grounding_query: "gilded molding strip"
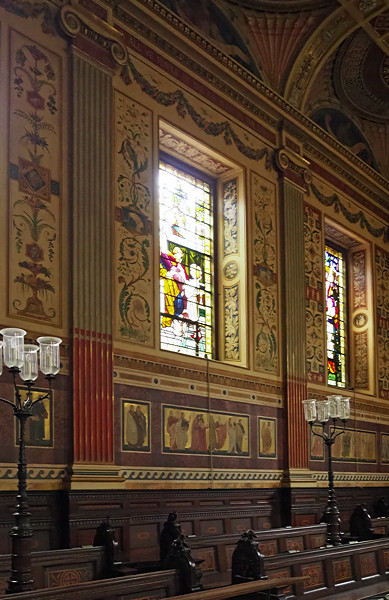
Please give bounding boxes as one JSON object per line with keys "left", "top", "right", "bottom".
{"left": 311, "top": 183, "right": 388, "bottom": 239}
{"left": 120, "top": 468, "right": 283, "bottom": 482}
{"left": 0, "top": 465, "right": 66, "bottom": 480}
{"left": 120, "top": 56, "right": 271, "bottom": 169}
{"left": 115, "top": 0, "right": 388, "bottom": 190}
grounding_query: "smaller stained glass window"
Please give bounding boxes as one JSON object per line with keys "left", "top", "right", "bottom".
{"left": 325, "top": 243, "right": 347, "bottom": 387}
{"left": 159, "top": 160, "right": 213, "bottom": 358}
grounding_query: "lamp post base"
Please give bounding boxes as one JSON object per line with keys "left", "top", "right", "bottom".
{"left": 323, "top": 495, "right": 342, "bottom": 546}
{"left": 6, "top": 533, "right": 33, "bottom": 594}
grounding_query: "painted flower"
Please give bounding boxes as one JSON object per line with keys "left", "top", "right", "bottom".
{"left": 26, "top": 45, "right": 47, "bottom": 62}
{"left": 27, "top": 90, "right": 45, "bottom": 111}
{"left": 26, "top": 243, "right": 44, "bottom": 262}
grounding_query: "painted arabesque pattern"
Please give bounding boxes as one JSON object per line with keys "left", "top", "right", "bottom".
{"left": 9, "top": 35, "right": 60, "bottom": 322}
{"left": 115, "top": 93, "right": 153, "bottom": 344}
{"left": 376, "top": 247, "right": 389, "bottom": 399}
{"left": 304, "top": 203, "right": 326, "bottom": 384}
{"left": 252, "top": 173, "right": 278, "bottom": 373}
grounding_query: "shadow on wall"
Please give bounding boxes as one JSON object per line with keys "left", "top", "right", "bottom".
{"left": 159, "top": 0, "right": 261, "bottom": 78}
{"left": 310, "top": 107, "right": 378, "bottom": 170}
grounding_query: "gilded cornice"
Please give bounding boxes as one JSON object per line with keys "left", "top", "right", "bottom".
{"left": 5, "top": 0, "right": 387, "bottom": 197}
{"left": 114, "top": 3, "right": 278, "bottom": 133}
{"left": 109, "top": 0, "right": 388, "bottom": 195}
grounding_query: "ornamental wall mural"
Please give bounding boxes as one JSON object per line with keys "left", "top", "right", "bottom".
{"left": 222, "top": 179, "right": 240, "bottom": 361}
{"left": 251, "top": 172, "right": 278, "bottom": 374}
{"left": 376, "top": 246, "right": 389, "bottom": 399}
{"left": 351, "top": 249, "right": 369, "bottom": 390}
{"left": 304, "top": 204, "right": 326, "bottom": 384}
{"left": 311, "top": 425, "right": 376, "bottom": 463}
{"left": 163, "top": 405, "right": 249, "bottom": 456}
{"left": 114, "top": 92, "right": 153, "bottom": 345}
{"left": 9, "top": 32, "right": 61, "bottom": 324}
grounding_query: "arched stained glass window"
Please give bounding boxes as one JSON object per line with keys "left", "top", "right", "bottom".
{"left": 325, "top": 243, "right": 347, "bottom": 387}
{"left": 159, "top": 159, "right": 213, "bottom": 357}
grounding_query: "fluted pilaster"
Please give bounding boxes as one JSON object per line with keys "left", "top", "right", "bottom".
{"left": 71, "top": 53, "right": 113, "bottom": 463}
{"left": 282, "top": 181, "right": 308, "bottom": 470}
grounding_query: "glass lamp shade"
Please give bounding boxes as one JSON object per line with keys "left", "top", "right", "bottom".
{"left": 20, "top": 345, "right": 39, "bottom": 381}
{"left": 327, "top": 395, "right": 342, "bottom": 418}
{"left": 37, "top": 336, "right": 62, "bottom": 375}
{"left": 316, "top": 399, "right": 330, "bottom": 423}
{"left": 0, "top": 341, "right": 3, "bottom": 376}
{"left": 0, "top": 328, "right": 26, "bottom": 368}
{"left": 338, "top": 397, "right": 351, "bottom": 420}
{"left": 302, "top": 399, "right": 317, "bottom": 422}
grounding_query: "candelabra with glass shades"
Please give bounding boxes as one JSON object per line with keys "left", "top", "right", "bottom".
{"left": 302, "top": 395, "right": 351, "bottom": 546}
{"left": 0, "top": 327, "right": 61, "bottom": 594}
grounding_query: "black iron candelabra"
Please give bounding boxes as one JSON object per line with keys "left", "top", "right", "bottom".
{"left": 302, "top": 395, "right": 350, "bottom": 546}
{"left": 0, "top": 328, "right": 61, "bottom": 594}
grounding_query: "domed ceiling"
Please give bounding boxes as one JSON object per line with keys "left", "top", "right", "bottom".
{"left": 158, "top": 0, "right": 389, "bottom": 178}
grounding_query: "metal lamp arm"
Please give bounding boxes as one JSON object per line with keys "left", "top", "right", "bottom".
{"left": 30, "top": 391, "right": 51, "bottom": 407}
{"left": 331, "top": 421, "right": 346, "bottom": 441}
{"left": 0, "top": 396, "right": 17, "bottom": 409}
{"left": 309, "top": 422, "right": 328, "bottom": 441}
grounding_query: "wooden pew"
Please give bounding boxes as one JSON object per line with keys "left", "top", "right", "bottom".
{"left": 0, "top": 546, "right": 105, "bottom": 595}
{"left": 264, "top": 536, "right": 389, "bottom": 599}
{"left": 0, "top": 574, "right": 308, "bottom": 600}
{"left": 188, "top": 524, "right": 327, "bottom": 587}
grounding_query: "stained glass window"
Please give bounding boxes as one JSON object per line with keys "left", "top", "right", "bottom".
{"left": 159, "top": 159, "right": 213, "bottom": 357}
{"left": 325, "top": 243, "right": 347, "bottom": 387}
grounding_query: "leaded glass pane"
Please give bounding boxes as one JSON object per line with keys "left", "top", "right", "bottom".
{"left": 325, "top": 244, "right": 347, "bottom": 387}
{"left": 159, "top": 160, "right": 213, "bottom": 357}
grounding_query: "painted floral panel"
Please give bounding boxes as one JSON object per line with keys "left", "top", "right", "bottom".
{"left": 9, "top": 32, "right": 61, "bottom": 324}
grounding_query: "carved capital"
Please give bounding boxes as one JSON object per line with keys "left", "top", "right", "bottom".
{"left": 275, "top": 147, "right": 311, "bottom": 191}
{"left": 60, "top": 0, "right": 127, "bottom": 67}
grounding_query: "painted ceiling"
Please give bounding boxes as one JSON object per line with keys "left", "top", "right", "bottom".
{"left": 159, "top": 0, "right": 389, "bottom": 178}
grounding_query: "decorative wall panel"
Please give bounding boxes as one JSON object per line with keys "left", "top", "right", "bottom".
{"left": 223, "top": 179, "right": 238, "bottom": 257}
{"left": 304, "top": 203, "right": 325, "bottom": 384}
{"left": 114, "top": 92, "right": 153, "bottom": 345}
{"left": 376, "top": 246, "right": 389, "bottom": 399}
{"left": 350, "top": 247, "right": 372, "bottom": 392}
{"left": 9, "top": 31, "right": 61, "bottom": 324}
{"left": 219, "top": 175, "right": 247, "bottom": 365}
{"left": 251, "top": 172, "right": 279, "bottom": 374}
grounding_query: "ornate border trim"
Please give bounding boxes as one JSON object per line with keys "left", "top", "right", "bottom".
{"left": 311, "top": 183, "right": 388, "bottom": 240}
{"left": 120, "top": 54, "right": 271, "bottom": 169}
{"left": 113, "top": 0, "right": 389, "bottom": 191}
{"left": 119, "top": 467, "right": 283, "bottom": 483}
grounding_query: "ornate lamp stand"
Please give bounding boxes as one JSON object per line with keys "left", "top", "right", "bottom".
{"left": 0, "top": 328, "right": 61, "bottom": 594}
{"left": 302, "top": 395, "right": 350, "bottom": 546}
